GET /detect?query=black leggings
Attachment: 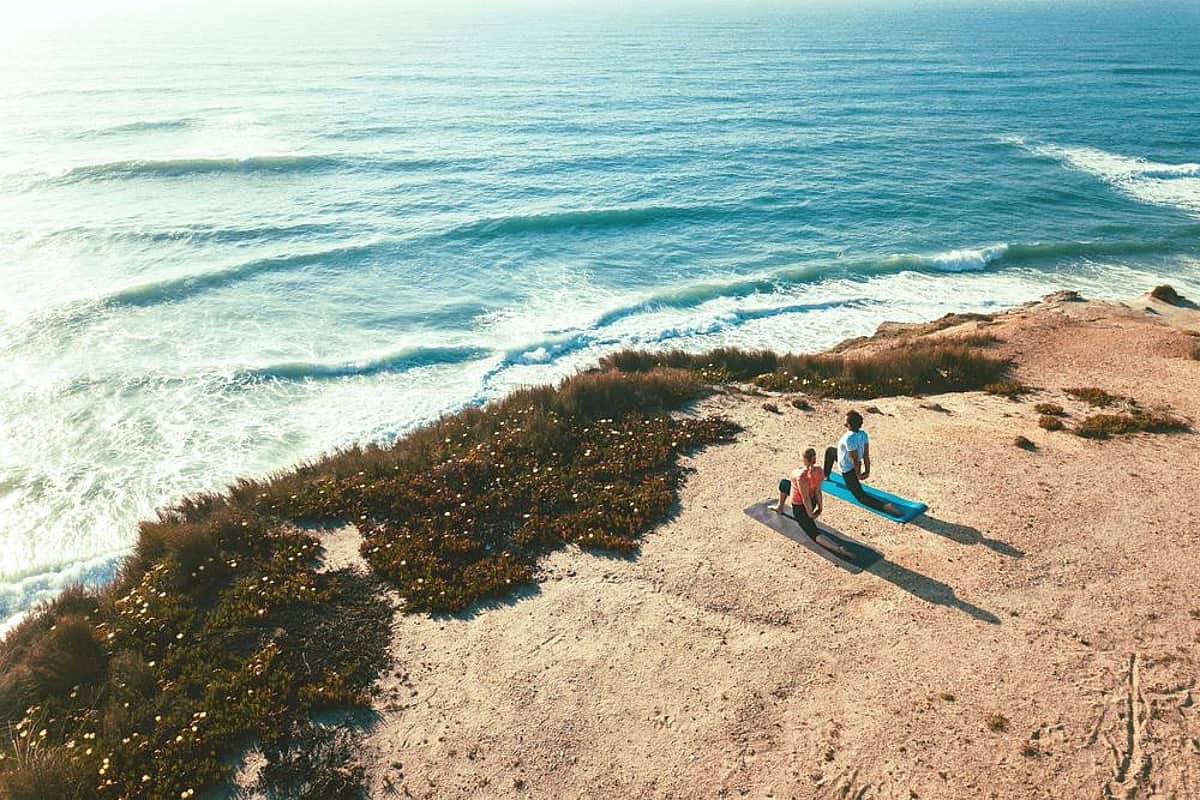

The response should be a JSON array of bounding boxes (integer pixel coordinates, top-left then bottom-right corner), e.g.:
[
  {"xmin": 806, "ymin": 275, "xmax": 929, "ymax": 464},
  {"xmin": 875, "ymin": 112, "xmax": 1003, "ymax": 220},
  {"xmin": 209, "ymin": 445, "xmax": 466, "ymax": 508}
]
[
  {"xmin": 792, "ymin": 504, "xmax": 821, "ymax": 538},
  {"xmin": 824, "ymin": 446, "xmax": 891, "ymax": 513},
  {"xmin": 777, "ymin": 477, "xmax": 821, "ymax": 538}
]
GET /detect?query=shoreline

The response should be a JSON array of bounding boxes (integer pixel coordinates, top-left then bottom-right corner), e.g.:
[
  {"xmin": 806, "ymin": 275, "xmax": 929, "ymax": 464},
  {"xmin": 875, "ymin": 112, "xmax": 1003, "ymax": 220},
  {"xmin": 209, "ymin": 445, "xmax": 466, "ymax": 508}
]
[{"xmin": 2, "ymin": 287, "xmax": 1198, "ymax": 798}]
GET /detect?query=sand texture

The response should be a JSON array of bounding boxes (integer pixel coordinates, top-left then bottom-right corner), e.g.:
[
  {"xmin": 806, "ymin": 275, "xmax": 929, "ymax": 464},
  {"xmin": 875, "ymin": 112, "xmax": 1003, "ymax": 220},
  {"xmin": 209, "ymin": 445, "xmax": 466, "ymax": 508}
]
[{"xmin": 337, "ymin": 292, "xmax": 1200, "ymax": 799}]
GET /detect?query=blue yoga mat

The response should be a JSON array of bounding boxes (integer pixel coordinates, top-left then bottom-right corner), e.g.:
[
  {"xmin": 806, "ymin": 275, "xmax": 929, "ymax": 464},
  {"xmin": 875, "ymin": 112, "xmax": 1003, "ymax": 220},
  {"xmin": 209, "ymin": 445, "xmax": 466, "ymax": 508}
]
[{"xmin": 821, "ymin": 472, "xmax": 927, "ymax": 523}]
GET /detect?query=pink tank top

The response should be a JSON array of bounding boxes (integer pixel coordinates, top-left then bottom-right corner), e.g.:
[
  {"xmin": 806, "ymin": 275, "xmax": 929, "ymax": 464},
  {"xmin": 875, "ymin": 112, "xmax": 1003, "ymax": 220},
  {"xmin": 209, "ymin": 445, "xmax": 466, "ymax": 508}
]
[{"xmin": 790, "ymin": 466, "xmax": 824, "ymax": 505}]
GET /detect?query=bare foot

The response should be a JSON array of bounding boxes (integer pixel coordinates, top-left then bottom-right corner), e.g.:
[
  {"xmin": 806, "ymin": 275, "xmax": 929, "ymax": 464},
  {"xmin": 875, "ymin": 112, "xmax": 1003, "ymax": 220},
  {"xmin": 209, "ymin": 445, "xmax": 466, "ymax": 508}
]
[
  {"xmin": 773, "ymin": 505, "xmax": 784, "ymax": 514},
  {"xmin": 884, "ymin": 502, "xmax": 900, "ymax": 516}
]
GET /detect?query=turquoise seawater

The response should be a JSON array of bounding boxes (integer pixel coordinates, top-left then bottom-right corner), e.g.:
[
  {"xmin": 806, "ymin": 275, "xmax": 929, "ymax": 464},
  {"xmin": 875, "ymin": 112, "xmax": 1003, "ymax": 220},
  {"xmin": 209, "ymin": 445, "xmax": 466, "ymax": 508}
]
[{"xmin": 2, "ymin": 3, "xmax": 1199, "ymax": 629}]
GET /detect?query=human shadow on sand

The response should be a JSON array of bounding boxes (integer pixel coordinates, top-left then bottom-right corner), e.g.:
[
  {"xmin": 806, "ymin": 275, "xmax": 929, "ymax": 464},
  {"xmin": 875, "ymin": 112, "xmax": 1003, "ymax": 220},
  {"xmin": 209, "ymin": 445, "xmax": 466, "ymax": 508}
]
[
  {"xmin": 745, "ymin": 502, "xmax": 1000, "ymax": 625},
  {"xmin": 912, "ymin": 515, "xmax": 1025, "ymax": 558}
]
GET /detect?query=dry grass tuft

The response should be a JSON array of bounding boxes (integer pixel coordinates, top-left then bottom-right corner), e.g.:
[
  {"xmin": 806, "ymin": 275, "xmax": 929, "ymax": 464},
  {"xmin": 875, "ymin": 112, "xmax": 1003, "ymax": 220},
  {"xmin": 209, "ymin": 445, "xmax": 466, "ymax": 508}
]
[
  {"xmin": 604, "ymin": 341, "xmax": 1011, "ymax": 400},
  {"xmin": 983, "ymin": 380, "xmax": 1036, "ymax": 400},
  {"xmin": 953, "ymin": 332, "xmax": 1003, "ymax": 347},
  {"xmin": 1064, "ymin": 387, "xmax": 1126, "ymax": 408},
  {"xmin": 1014, "ymin": 436, "xmax": 1037, "ymax": 451},
  {"xmin": 1074, "ymin": 410, "xmax": 1190, "ymax": 440},
  {"xmin": 986, "ymin": 713, "xmax": 1011, "ymax": 733},
  {"xmin": 1034, "ymin": 402, "xmax": 1066, "ymax": 417},
  {"xmin": 1038, "ymin": 415, "xmax": 1066, "ymax": 432}
]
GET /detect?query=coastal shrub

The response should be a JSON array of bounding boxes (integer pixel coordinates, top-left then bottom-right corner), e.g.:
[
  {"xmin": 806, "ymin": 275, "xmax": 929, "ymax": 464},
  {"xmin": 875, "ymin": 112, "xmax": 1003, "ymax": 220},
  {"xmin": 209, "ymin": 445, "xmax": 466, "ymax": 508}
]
[
  {"xmin": 1038, "ymin": 415, "xmax": 1066, "ymax": 432},
  {"xmin": 983, "ymin": 380, "xmax": 1035, "ymax": 400},
  {"xmin": 0, "ymin": 609, "xmax": 109, "ymax": 723},
  {"xmin": 602, "ymin": 342, "xmax": 1010, "ymax": 399},
  {"xmin": 24, "ymin": 617, "xmax": 108, "ymax": 701},
  {"xmin": 762, "ymin": 343, "xmax": 1010, "ymax": 397},
  {"xmin": 552, "ymin": 367, "xmax": 705, "ymax": 419},
  {"xmin": 1014, "ymin": 436, "xmax": 1037, "ymax": 451},
  {"xmin": 599, "ymin": 347, "xmax": 778, "ymax": 383},
  {"xmin": 1074, "ymin": 410, "xmax": 1190, "ymax": 440},
  {"xmin": 0, "ymin": 745, "xmax": 90, "ymax": 800},
  {"xmin": 1064, "ymin": 387, "xmax": 1126, "ymax": 408},
  {"xmin": 1034, "ymin": 403, "xmax": 1066, "ymax": 416}
]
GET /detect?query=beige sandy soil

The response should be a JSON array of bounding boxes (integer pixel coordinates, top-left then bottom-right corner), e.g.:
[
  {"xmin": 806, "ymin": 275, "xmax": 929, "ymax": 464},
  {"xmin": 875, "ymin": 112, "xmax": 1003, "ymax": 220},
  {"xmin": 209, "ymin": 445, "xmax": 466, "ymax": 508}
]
[{"xmin": 333, "ymin": 291, "xmax": 1200, "ymax": 799}]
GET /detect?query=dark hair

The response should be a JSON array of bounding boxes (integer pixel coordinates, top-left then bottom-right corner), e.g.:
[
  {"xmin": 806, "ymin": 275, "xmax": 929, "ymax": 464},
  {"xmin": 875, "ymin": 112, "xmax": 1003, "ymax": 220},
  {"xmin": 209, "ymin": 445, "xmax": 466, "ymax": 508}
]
[
  {"xmin": 846, "ymin": 410, "xmax": 864, "ymax": 431},
  {"xmin": 802, "ymin": 447, "xmax": 816, "ymax": 463}
]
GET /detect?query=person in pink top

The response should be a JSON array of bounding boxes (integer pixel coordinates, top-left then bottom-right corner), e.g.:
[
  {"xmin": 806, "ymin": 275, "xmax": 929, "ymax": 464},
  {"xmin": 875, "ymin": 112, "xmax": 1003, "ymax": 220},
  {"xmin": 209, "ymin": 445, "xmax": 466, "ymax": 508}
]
[{"xmin": 774, "ymin": 447, "xmax": 824, "ymax": 539}]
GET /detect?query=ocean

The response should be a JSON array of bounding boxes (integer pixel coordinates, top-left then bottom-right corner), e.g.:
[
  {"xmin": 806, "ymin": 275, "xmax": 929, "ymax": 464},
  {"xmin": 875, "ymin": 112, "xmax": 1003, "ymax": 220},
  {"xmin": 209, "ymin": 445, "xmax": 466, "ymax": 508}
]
[{"xmin": 1, "ymin": 2, "xmax": 1198, "ymax": 631}]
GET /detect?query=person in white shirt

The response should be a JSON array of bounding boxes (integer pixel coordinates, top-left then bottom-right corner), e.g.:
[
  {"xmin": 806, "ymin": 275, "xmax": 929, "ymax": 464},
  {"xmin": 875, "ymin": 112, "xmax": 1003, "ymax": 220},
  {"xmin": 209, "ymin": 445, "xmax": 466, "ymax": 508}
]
[{"xmin": 822, "ymin": 409, "xmax": 899, "ymax": 516}]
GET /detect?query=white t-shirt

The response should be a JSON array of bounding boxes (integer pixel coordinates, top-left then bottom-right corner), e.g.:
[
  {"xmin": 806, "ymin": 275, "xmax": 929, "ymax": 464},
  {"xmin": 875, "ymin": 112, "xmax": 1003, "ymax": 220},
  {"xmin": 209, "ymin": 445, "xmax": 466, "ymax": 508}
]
[{"xmin": 837, "ymin": 430, "xmax": 868, "ymax": 473}]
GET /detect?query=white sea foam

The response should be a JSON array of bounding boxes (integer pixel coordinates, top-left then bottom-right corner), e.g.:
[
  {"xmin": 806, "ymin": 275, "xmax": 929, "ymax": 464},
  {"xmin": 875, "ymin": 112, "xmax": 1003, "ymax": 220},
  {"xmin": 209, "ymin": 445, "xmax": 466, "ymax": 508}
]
[
  {"xmin": 1020, "ymin": 141, "xmax": 1200, "ymax": 217},
  {"xmin": 924, "ymin": 244, "xmax": 1010, "ymax": 272},
  {"xmin": 883, "ymin": 244, "xmax": 1009, "ymax": 273}
]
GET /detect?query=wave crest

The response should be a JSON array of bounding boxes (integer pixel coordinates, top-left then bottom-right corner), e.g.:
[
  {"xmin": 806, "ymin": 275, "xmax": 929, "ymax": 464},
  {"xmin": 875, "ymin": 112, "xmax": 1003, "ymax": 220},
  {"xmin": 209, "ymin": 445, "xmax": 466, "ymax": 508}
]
[
  {"xmin": 885, "ymin": 244, "xmax": 1009, "ymax": 273},
  {"xmin": 51, "ymin": 154, "xmax": 352, "ymax": 183},
  {"xmin": 236, "ymin": 345, "xmax": 491, "ymax": 382},
  {"xmin": 446, "ymin": 204, "xmax": 730, "ymax": 239},
  {"xmin": 71, "ymin": 118, "xmax": 198, "ymax": 138},
  {"xmin": 93, "ymin": 242, "xmax": 384, "ymax": 309}
]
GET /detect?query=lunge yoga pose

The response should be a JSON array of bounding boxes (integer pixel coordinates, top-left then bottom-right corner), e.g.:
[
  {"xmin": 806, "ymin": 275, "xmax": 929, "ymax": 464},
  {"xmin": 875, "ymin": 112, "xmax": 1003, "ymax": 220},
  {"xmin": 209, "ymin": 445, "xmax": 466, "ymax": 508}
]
[
  {"xmin": 775, "ymin": 447, "xmax": 824, "ymax": 539},
  {"xmin": 824, "ymin": 410, "xmax": 900, "ymax": 517}
]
